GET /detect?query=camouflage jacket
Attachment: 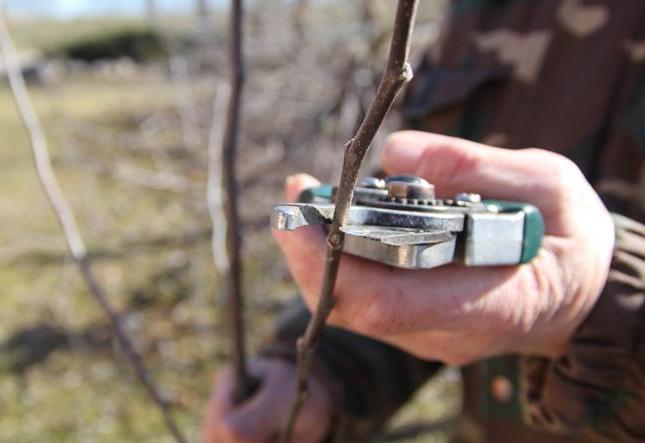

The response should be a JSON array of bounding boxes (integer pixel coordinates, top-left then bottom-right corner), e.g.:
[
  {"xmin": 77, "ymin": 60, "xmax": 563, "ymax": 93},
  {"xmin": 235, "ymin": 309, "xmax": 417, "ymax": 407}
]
[{"xmin": 262, "ymin": 1, "xmax": 645, "ymax": 442}]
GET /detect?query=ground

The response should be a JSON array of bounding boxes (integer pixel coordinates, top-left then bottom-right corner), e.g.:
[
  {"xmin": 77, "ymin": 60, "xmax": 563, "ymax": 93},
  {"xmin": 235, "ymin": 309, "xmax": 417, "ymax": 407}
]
[{"xmin": 0, "ymin": 4, "xmax": 457, "ymax": 442}]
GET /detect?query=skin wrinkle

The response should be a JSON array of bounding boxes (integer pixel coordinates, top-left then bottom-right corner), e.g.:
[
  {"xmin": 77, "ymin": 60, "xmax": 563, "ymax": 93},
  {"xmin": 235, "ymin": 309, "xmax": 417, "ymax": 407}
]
[
  {"xmin": 564, "ymin": 247, "xmax": 610, "ymax": 338},
  {"xmin": 452, "ymin": 268, "xmax": 537, "ymax": 357},
  {"xmin": 485, "ymin": 269, "xmax": 538, "ymax": 338},
  {"xmin": 340, "ymin": 261, "xmax": 529, "ymax": 355},
  {"xmin": 520, "ymin": 245, "xmax": 569, "ymax": 356},
  {"xmin": 393, "ymin": 266, "xmax": 516, "ymax": 334},
  {"xmin": 352, "ymin": 287, "xmax": 408, "ymax": 337},
  {"xmin": 348, "ymin": 262, "xmax": 542, "ymax": 363}
]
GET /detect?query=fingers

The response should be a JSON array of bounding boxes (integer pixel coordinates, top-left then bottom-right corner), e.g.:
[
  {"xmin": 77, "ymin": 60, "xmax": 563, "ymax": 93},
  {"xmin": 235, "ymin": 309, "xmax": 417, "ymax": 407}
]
[
  {"xmin": 204, "ymin": 362, "xmax": 283, "ymax": 443},
  {"xmin": 284, "ymin": 174, "xmax": 320, "ymax": 203},
  {"xmin": 204, "ymin": 360, "xmax": 286, "ymax": 443},
  {"xmin": 207, "ymin": 368, "xmax": 236, "ymax": 418},
  {"xmin": 204, "ymin": 359, "xmax": 332, "ymax": 443},
  {"xmin": 204, "ymin": 369, "xmax": 240, "ymax": 442},
  {"xmin": 381, "ymin": 131, "xmax": 532, "ymax": 198},
  {"xmin": 381, "ymin": 131, "xmax": 581, "ymax": 231}
]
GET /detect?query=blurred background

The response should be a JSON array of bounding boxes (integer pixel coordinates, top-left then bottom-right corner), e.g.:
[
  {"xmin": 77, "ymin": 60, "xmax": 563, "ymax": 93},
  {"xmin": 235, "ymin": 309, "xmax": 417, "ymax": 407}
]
[{"xmin": 0, "ymin": 1, "xmax": 460, "ymax": 441}]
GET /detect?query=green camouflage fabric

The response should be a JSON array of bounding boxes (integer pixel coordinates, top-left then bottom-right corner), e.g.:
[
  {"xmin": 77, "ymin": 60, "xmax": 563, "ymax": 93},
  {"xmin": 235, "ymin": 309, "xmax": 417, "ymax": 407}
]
[{"xmin": 261, "ymin": 1, "xmax": 645, "ymax": 442}]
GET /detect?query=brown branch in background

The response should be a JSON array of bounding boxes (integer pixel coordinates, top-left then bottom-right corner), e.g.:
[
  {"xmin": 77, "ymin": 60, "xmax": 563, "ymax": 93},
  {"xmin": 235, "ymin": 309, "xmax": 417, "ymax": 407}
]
[
  {"xmin": 168, "ymin": 54, "xmax": 201, "ymax": 153},
  {"xmin": 219, "ymin": 0, "xmax": 252, "ymax": 403},
  {"xmin": 207, "ymin": 83, "xmax": 231, "ymax": 277},
  {"xmin": 0, "ymin": 11, "xmax": 187, "ymax": 443},
  {"xmin": 292, "ymin": 0, "xmax": 309, "ymax": 43},
  {"xmin": 279, "ymin": 1, "xmax": 419, "ymax": 441},
  {"xmin": 360, "ymin": 0, "xmax": 377, "ymax": 26}
]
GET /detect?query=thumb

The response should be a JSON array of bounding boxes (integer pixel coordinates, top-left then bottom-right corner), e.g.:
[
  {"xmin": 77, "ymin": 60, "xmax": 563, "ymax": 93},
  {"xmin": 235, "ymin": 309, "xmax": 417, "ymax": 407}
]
[
  {"xmin": 380, "ymin": 131, "xmax": 570, "ymax": 217},
  {"xmin": 284, "ymin": 173, "xmax": 321, "ymax": 202}
]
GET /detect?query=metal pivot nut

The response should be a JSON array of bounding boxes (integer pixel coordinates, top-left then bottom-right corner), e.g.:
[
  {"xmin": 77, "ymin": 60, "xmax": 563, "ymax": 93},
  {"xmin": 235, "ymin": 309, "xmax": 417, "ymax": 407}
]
[
  {"xmin": 455, "ymin": 192, "xmax": 482, "ymax": 204},
  {"xmin": 357, "ymin": 176, "xmax": 386, "ymax": 189},
  {"xmin": 385, "ymin": 175, "xmax": 435, "ymax": 200}
]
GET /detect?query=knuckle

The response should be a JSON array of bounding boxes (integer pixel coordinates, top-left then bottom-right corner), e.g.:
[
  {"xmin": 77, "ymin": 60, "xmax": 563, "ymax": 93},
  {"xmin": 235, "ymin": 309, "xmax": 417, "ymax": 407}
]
[
  {"xmin": 550, "ymin": 157, "xmax": 585, "ymax": 212},
  {"xmin": 528, "ymin": 149, "xmax": 583, "ymax": 187},
  {"xmin": 522, "ymin": 148, "xmax": 585, "ymax": 211},
  {"xmin": 417, "ymin": 141, "xmax": 481, "ymax": 191},
  {"xmin": 552, "ymin": 155, "xmax": 583, "ymax": 188}
]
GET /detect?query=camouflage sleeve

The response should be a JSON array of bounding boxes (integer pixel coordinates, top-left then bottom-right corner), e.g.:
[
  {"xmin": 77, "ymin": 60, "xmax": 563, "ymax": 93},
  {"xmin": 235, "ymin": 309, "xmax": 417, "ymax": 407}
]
[
  {"xmin": 259, "ymin": 298, "xmax": 443, "ymax": 442},
  {"xmin": 521, "ymin": 215, "xmax": 645, "ymax": 442}
]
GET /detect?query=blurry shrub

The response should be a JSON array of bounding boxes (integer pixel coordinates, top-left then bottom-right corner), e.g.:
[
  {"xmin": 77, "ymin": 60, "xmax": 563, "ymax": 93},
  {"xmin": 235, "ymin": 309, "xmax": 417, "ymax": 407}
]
[{"xmin": 49, "ymin": 28, "xmax": 166, "ymax": 63}]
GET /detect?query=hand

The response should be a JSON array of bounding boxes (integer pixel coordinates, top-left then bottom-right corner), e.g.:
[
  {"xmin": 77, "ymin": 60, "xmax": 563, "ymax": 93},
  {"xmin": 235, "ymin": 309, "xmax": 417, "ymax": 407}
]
[
  {"xmin": 272, "ymin": 131, "xmax": 614, "ymax": 365},
  {"xmin": 203, "ymin": 357, "xmax": 333, "ymax": 443}
]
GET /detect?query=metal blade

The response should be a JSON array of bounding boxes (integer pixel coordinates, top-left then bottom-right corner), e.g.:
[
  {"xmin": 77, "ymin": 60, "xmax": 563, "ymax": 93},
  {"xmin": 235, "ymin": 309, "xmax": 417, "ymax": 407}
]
[
  {"xmin": 340, "ymin": 225, "xmax": 453, "ymax": 246},
  {"xmin": 271, "ymin": 203, "xmax": 465, "ymax": 232},
  {"xmin": 343, "ymin": 229, "xmax": 457, "ymax": 269}
]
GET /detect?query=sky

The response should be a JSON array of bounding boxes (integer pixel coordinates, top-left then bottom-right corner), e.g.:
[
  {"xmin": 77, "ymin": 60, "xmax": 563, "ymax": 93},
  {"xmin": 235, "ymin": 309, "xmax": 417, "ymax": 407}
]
[{"xmin": 6, "ymin": 0, "xmax": 225, "ymax": 18}]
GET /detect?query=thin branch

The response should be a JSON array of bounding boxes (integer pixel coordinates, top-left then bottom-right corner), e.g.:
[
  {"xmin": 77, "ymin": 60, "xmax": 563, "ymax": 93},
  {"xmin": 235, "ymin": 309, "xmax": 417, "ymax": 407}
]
[
  {"xmin": 169, "ymin": 54, "xmax": 201, "ymax": 153},
  {"xmin": 279, "ymin": 1, "xmax": 419, "ymax": 441},
  {"xmin": 219, "ymin": 0, "xmax": 253, "ymax": 403},
  {"xmin": 292, "ymin": 0, "xmax": 309, "ymax": 44},
  {"xmin": 207, "ymin": 83, "xmax": 231, "ymax": 275},
  {"xmin": 0, "ymin": 12, "xmax": 187, "ymax": 443}
]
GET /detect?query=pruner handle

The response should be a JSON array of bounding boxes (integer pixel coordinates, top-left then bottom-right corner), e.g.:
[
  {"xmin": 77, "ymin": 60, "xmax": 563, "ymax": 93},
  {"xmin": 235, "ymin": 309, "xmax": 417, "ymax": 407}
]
[
  {"xmin": 296, "ymin": 185, "xmax": 544, "ymax": 265},
  {"xmin": 297, "ymin": 185, "xmax": 334, "ymax": 203},
  {"xmin": 482, "ymin": 200, "xmax": 544, "ymax": 264}
]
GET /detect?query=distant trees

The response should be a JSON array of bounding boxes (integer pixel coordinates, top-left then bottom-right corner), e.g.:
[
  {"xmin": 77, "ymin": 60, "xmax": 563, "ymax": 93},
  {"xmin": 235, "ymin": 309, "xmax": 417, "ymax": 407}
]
[
  {"xmin": 145, "ymin": 0, "xmax": 157, "ymax": 24},
  {"xmin": 145, "ymin": 0, "xmax": 211, "ymax": 34},
  {"xmin": 197, "ymin": 0, "xmax": 209, "ymax": 18},
  {"xmin": 197, "ymin": 0, "xmax": 211, "ymax": 36}
]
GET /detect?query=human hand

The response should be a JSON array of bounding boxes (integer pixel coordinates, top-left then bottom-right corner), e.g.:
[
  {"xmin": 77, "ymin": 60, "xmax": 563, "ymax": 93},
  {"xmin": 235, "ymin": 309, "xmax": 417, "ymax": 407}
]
[
  {"xmin": 271, "ymin": 131, "xmax": 614, "ymax": 364},
  {"xmin": 203, "ymin": 357, "xmax": 333, "ymax": 443}
]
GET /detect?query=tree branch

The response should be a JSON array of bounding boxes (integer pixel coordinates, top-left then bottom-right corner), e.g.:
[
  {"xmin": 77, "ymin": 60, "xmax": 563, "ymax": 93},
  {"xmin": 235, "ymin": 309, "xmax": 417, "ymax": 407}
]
[
  {"xmin": 0, "ymin": 12, "xmax": 187, "ymax": 443},
  {"xmin": 219, "ymin": 0, "xmax": 253, "ymax": 403},
  {"xmin": 279, "ymin": 1, "xmax": 419, "ymax": 441},
  {"xmin": 207, "ymin": 83, "xmax": 231, "ymax": 277}
]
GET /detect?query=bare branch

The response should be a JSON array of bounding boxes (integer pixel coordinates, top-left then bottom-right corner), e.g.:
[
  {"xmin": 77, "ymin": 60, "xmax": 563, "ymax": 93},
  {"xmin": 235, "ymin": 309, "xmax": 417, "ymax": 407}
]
[
  {"xmin": 207, "ymin": 83, "xmax": 231, "ymax": 275},
  {"xmin": 219, "ymin": 0, "xmax": 253, "ymax": 402},
  {"xmin": 280, "ymin": 1, "xmax": 419, "ymax": 441},
  {"xmin": 169, "ymin": 54, "xmax": 201, "ymax": 153},
  {"xmin": 0, "ymin": 12, "xmax": 187, "ymax": 443},
  {"xmin": 292, "ymin": 0, "xmax": 309, "ymax": 44}
]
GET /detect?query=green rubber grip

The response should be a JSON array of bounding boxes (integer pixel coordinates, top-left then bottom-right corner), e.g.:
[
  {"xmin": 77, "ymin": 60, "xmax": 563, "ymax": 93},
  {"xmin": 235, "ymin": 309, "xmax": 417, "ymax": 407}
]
[
  {"xmin": 297, "ymin": 185, "xmax": 333, "ymax": 203},
  {"xmin": 484, "ymin": 200, "xmax": 544, "ymax": 263}
]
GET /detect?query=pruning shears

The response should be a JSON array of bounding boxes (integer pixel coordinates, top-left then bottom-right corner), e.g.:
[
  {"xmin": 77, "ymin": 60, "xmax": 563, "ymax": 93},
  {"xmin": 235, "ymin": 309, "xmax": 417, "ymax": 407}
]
[{"xmin": 271, "ymin": 175, "xmax": 544, "ymax": 269}]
